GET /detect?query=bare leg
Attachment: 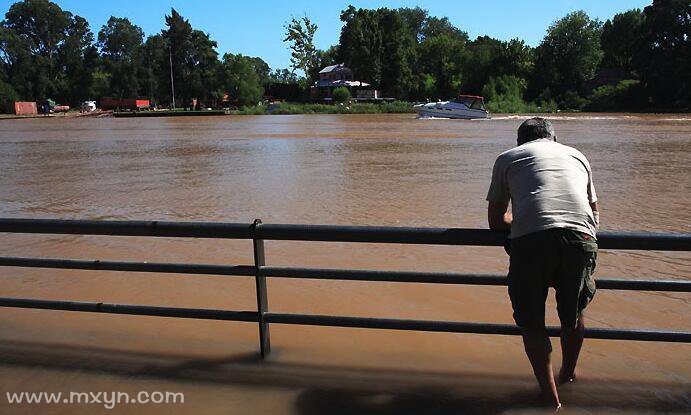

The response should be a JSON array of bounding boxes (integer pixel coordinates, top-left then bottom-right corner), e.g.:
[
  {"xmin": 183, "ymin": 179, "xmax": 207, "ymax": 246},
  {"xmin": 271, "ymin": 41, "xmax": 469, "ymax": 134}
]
[
  {"xmin": 560, "ymin": 316, "xmax": 585, "ymax": 383},
  {"xmin": 522, "ymin": 330, "xmax": 560, "ymax": 409}
]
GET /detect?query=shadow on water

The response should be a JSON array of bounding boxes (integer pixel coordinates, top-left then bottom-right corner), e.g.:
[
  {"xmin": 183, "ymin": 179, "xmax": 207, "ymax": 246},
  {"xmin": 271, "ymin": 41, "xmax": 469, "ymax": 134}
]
[{"xmin": 0, "ymin": 340, "xmax": 689, "ymax": 413}]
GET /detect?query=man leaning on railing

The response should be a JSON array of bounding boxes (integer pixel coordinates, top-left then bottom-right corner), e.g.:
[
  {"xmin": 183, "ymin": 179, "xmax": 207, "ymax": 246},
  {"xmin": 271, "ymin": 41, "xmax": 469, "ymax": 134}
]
[{"xmin": 486, "ymin": 117, "xmax": 600, "ymax": 411}]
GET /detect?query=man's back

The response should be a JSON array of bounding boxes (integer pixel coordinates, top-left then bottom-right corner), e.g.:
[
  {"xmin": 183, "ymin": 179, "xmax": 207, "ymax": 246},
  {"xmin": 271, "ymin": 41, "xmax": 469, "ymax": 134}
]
[{"xmin": 487, "ymin": 138, "xmax": 597, "ymax": 238}]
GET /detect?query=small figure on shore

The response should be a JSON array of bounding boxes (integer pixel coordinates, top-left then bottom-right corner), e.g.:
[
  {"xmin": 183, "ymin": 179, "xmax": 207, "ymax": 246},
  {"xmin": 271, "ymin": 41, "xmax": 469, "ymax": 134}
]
[{"xmin": 486, "ymin": 117, "xmax": 600, "ymax": 411}]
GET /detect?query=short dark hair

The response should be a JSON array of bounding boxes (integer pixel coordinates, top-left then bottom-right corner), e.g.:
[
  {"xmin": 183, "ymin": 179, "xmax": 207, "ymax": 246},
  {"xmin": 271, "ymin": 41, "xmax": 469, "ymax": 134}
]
[{"xmin": 517, "ymin": 117, "xmax": 555, "ymax": 145}]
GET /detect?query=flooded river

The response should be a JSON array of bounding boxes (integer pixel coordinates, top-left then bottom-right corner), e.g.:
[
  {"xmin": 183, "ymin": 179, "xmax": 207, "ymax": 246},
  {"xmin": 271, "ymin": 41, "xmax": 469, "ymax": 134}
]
[{"xmin": 0, "ymin": 113, "xmax": 689, "ymax": 414}]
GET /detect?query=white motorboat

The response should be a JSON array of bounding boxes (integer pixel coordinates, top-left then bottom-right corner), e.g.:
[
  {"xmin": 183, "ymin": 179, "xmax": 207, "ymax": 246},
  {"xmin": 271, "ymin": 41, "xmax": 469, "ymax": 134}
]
[{"xmin": 414, "ymin": 94, "xmax": 490, "ymax": 119}]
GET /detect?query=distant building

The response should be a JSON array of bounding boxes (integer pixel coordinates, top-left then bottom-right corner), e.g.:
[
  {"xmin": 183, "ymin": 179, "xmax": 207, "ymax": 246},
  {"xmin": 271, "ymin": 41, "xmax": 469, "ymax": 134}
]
[
  {"xmin": 311, "ymin": 63, "xmax": 389, "ymax": 102},
  {"xmin": 319, "ymin": 63, "xmax": 353, "ymax": 82}
]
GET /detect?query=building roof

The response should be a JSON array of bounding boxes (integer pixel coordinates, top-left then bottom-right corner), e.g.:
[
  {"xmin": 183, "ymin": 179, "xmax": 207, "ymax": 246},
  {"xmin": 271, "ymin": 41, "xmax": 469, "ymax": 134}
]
[
  {"xmin": 319, "ymin": 63, "xmax": 350, "ymax": 74},
  {"xmin": 314, "ymin": 79, "xmax": 370, "ymax": 88}
]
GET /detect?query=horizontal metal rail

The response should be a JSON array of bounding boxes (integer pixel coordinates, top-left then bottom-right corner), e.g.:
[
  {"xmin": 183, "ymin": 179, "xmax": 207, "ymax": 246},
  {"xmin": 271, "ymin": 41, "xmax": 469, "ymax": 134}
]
[
  {"xmin": 261, "ymin": 266, "xmax": 691, "ymax": 292},
  {"xmin": 0, "ymin": 297, "xmax": 688, "ymax": 343},
  {"xmin": 1, "ymin": 218, "xmax": 690, "ymax": 250},
  {"xmin": 0, "ymin": 217, "xmax": 689, "ymax": 356},
  {"xmin": 0, "ymin": 297, "xmax": 257, "ymax": 322},
  {"xmin": 0, "ymin": 256, "xmax": 255, "ymax": 277},
  {"xmin": 263, "ymin": 313, "xmax": 691, "ymax": 343},
  {"xmin": 1, "ymin": 257, "xmax": 689, "ymax": 292}
]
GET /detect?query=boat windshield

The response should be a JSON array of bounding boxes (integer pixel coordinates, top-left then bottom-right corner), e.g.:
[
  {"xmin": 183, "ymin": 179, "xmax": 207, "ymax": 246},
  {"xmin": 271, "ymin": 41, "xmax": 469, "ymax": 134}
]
[{"xmin": 455, "ymin": 97, "xmax": 485, "ymax": 110}]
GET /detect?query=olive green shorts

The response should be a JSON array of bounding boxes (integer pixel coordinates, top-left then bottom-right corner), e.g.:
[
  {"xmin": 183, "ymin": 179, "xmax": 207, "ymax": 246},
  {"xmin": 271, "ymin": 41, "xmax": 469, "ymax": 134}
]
[{"xmin": 507, "ymin": 228, "xmax": 597, "ymax": 331}]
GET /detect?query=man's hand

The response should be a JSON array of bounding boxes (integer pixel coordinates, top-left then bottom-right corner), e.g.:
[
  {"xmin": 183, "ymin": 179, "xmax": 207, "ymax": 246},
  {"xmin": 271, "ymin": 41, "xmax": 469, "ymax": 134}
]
[{"xmin": 488, "ymin": 201, "xmax": 512, "ymax": 231}]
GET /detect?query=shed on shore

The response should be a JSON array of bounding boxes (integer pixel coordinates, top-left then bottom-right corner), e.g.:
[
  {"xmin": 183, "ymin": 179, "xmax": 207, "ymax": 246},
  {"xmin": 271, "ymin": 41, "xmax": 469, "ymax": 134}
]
[{"xmin": 9, "ymin": 101, "xmax": 37, "ymax": 115}]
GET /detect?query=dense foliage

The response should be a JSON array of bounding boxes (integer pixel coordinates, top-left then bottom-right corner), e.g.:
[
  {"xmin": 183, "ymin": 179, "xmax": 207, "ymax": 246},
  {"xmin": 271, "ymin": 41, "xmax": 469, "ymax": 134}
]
[
  {"xmin": 331, "ymin": 86, "xmax": 351, "ymax": 103},
  {"xmin": 0, "ymin": 0, "xmax": 688, "ymax": 111}
]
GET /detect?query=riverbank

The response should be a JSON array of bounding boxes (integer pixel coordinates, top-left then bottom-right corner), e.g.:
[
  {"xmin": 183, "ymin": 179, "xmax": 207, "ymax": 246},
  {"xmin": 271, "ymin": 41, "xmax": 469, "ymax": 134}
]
[
  {"xmin": 0, "ymin": 110, "xmax": 111, "ymax": 120},
  {"xmin": 113, "ymin": 109, "xmax": 226, "ymax": 117},
  {"xmin": 236, "ymin": 101, "xmax": 415, "ymax": 115},
  {"xmin": 3, "ymin": 104, "xmax": 688, "ymax": 120}
]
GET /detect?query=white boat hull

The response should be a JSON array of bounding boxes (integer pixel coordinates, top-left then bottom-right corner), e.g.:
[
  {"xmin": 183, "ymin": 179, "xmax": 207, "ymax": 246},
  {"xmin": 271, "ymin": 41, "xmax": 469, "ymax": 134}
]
[{"xmin": 414, "ymin": 101, "xmax": 489, "ymax": 119}]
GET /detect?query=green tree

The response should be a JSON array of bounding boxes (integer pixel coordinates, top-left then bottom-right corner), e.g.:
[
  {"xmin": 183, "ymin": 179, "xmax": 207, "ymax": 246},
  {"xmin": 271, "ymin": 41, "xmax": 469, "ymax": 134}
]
[
  {"xmin": 247, "ymin": 56, "xmax": 271, "ymax": 86},
  {"xmin": 0, "ymin": 25, "xmax": 33, "ymax": 99},
  {"xmin": 331, "ymin": 86, "xmax": 351, "ymax": 103},
  {"xmin": 283, "ymin": 16, "xmax": 319, "ymax": 80},
  {"xmin": 98, "ymin": 17, "xmax": 145, "ymax": 98},
  {"xmin": 3, "ymin": 0, "xmax": 70, "ymax": 99},
  {"xmin": 161, "ymin": 8, "xmax": 193, "ymax": 107},
  {"xmin": 378, "ymin": 8, "xmax": 416, "ymax": 99},
  {"xmin": 600, "ymin": 9, "xmax": 644, "ymax": 73},
  {"xmin": 636, "ymin": 0, "xmax": 690, "ymax": 108},
  {"xmin": 0, "ymin": 77, "xmax": 18, "ymax": 109},
  {"xmin": 463, "ymin": 36, "xmax": 503, "ymax": 94},
  {"xmin": 188, "ymin": 29, "xmax": 220, "ymax": 107},
  {"xmin": 417, "ymin": 33, "xmax": 467, "ymax": 99},
  {"xmin": 530, "ymin": 11, "xmax": 603, "ymax": 107},
  {"xmin": 482, "ymin": 75, "xmax": 537, "ymax": 112},
  {"xmin": 2, "ymin": 0, "xmax": 95, "ymax": 103},
  {"xmin": 586, "ymin": 79, "xmax": 645, "ymax": 111},
  {"xmin": 496, "ymin": 39, "xmax": 534, "ymax": 81},
  {"xmin": 399, "ymin": 8, "xmax": 478, "ymax": 101},
  {"xmin": 141, "ymin": 34, "xmax": 165, "ymax": 103},
  {"xmin": 60, "ymin": 15, "xmax": 98, "ymax": 103},
  {"xmin": 221, "ymin": 53, "xmax": 263, "ymax": 107},
  {"xmin": 269, "ymin": 68, "xmax": 299, "ymax": 83},
  {"xmin": 338, "ymin": 6, "xmax": 383, "ymax": 88},
  {"xmin": 338, "ymin": 7, "xmax": 424, "ymax": 99}
]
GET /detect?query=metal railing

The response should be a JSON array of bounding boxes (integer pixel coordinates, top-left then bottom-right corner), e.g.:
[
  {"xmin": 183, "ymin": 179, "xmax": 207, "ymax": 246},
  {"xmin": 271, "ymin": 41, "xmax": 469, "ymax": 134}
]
[{"xmin": 0, "ymin": 217, "xmax": 689, "ymax": 358}]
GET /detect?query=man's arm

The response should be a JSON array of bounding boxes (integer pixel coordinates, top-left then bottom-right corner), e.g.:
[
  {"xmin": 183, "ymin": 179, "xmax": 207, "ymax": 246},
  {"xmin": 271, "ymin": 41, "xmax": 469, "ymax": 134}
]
[
  {"xmin": 590, "ymin": 201, "xmax": 600, "ymax": 230},
  {"xmin": 488, "ymin": 200, "xmax": 512, "ymax": 231}
]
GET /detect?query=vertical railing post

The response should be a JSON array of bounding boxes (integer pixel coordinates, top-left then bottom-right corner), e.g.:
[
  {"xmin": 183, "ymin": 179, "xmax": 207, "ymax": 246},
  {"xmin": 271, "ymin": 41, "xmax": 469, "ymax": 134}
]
[{"xmin": 252, "ymin": 219, "xmax": 270, "ymax": 358}]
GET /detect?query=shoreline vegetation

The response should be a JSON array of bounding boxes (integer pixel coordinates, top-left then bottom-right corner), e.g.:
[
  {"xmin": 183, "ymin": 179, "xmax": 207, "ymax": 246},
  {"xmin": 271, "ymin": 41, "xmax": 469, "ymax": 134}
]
[
  {"xmin": 239, "ymin": 101, "xmax": 415, "ymax": 115},
  {"xmin": 3, "ymin": 103, "xmax": 690, "ymax": 120},
  {"xmin": 0, "ymin": 1, "xmax": 688, "ymax": 116}
]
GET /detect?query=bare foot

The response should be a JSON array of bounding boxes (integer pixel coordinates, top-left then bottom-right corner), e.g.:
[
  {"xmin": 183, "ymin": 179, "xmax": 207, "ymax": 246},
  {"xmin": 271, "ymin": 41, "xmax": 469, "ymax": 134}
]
[
  {"xmin": 538, "ymin": 391, "xmax": 562, "ymax": 411},
  {"xmin": 558, "ymin": 369, "xmax": 576, "ymax": 385}
]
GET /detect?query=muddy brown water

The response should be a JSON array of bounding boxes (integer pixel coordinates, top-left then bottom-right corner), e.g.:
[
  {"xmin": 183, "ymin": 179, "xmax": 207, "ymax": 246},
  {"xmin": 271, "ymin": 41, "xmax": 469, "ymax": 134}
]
[{"xmin": 0, "ymin": 113, "xmax": 689, "ymax": 414}]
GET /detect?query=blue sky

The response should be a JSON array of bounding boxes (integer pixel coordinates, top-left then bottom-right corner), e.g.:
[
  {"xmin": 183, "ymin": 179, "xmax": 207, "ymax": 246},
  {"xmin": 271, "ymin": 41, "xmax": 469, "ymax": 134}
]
[{"xmin": 1, "ymin": 0, "xmax": 651, "ymax": 71}]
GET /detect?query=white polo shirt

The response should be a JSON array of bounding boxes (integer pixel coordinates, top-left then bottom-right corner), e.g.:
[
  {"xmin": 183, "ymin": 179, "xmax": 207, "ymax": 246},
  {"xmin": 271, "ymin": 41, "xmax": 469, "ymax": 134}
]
[{"xmin": 487, "ymin": 138, "xmax": 598, "ymax": 239}]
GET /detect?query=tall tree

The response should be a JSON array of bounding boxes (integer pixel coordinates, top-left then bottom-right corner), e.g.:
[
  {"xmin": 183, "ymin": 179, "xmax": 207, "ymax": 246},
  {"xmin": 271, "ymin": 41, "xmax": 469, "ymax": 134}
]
[
  {"xmin": 530, "ymin": 10, "xmax": 603, "ymax": 106},
  {"xmin": 417, "ymin": 31, "xmax": 467, "ymax": 99},
  {"xmin": 98, "ymin": 17, "xmax": 145, "ymax": 98},
  {"xmin": 0, "ymin": 25, "xmax": 32, "ymax": 100},
  {"xmin": 338, "ymin": 6, "xmax": 382, "ymax": 88},
  {"xmin": 161, "ymin": 8, "xmax": 194, "ymax": 107},
  {"xmin": 600, "ymin": 9, "xmax": 644, "ymax": 74},
  {"xmin": 60, "ymin": 15, "xmax": 98, "ymax": 102},
  {"xmin": 283, "ymin": 16, "xmax": 319, "ymax": 80},
  {"xmin": 2, "ymin": 0, "xmax": 94, "ymax": 102},
  {"xmin": 221, "ymin": 53, "xmax": 263, "ymax": 106},
  {"xmin": 636, "ymin": 0, "xmax": 690, "ymax": 108},
  {"xmin": 187, "ymin": 29, "xmax": 221, "ymax": 107},
  {"xmin": 463, "ymin": 36, "xmax": 503, "ymax": 94},
  {"xmin": 378, "ymin": 8, "xmax": 416, "ymax": 99},
  {"xmin": 247, "ymin": 56, "xmax": 271, "ymax": 86}
]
